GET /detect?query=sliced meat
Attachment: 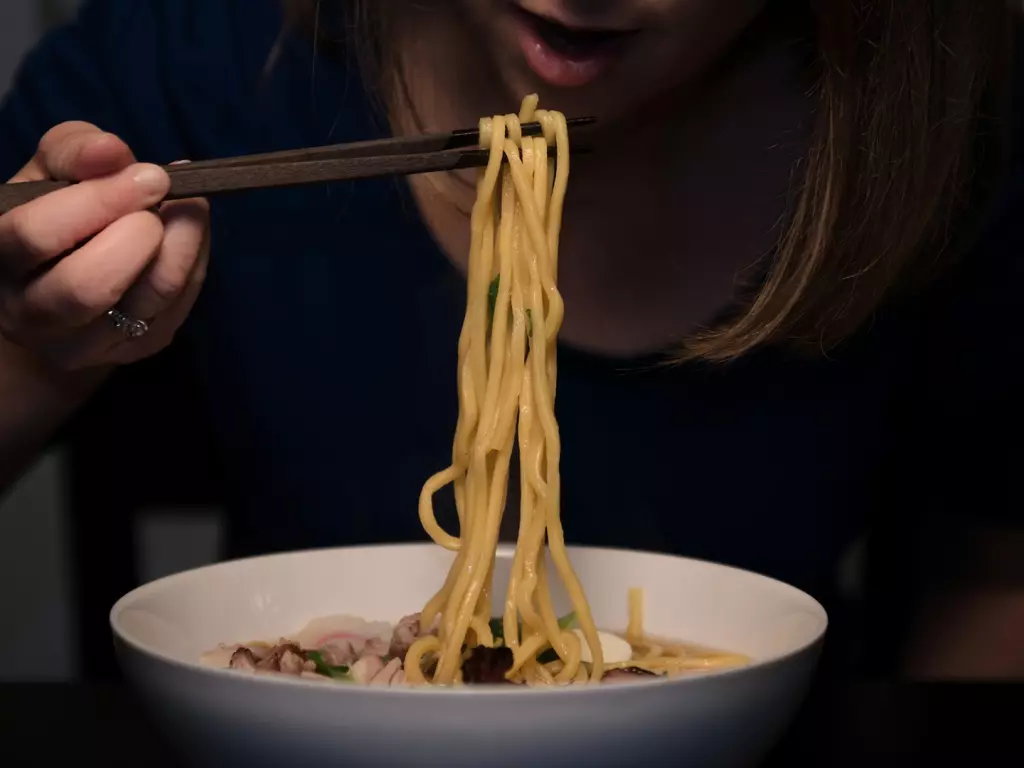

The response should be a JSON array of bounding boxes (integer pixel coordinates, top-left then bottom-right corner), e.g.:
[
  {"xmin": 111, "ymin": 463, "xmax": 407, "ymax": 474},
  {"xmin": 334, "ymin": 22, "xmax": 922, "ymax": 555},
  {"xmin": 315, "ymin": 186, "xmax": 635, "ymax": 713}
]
[
  {"xmin": 247, "ymin": 643, "xmax": 273, "ymax": 662},
  {"xmin": 363, "ymin": 637, "xmax": 391, "ymax": 658},
  {"xmin": 279, "ymin": 649, "xmax": 307, "ymax": 675},
  {"xmin": 229, "ymin": 647, "xmax": 258, "ymax": 671},
  {"xmin": 350, "ymin": 655, "xmax": 386, "ymax": 684},
  {"xmin": 255, "ymin": 643, "xmax": 305, "ymax": 672},
  {"xmin": 370, "ymin": 657, "xmax": 405, "ymax": 686},
  {"xmin": 388, "ymin": 614, "xmax": 422, "ymax": 659},
  {"xmin": 319, "ymin": 639, "xmax": 361, "ymax": 667},
  {"xmin": 462, "ymin": 646, "xmax": 514, "ymax": 684}
]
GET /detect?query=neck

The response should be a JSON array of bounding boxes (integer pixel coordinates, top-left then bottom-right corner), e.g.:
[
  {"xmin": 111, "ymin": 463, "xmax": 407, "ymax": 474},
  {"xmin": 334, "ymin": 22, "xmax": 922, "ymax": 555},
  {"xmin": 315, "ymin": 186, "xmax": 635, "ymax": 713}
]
[{"xmin": 397, "ymin": 8, "xmax": 814, "ymax": 357}]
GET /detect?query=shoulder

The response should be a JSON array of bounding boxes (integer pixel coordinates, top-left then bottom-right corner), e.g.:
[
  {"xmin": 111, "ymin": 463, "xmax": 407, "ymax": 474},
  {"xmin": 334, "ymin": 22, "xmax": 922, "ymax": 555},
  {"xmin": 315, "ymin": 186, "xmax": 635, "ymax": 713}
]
[
  {"xmin": 52, "ymin": 0, "xmax": 284, "ymax": 68},
  {"xmin": 17, "ymin": 0, "xmax": 284, "ymax": 96}
]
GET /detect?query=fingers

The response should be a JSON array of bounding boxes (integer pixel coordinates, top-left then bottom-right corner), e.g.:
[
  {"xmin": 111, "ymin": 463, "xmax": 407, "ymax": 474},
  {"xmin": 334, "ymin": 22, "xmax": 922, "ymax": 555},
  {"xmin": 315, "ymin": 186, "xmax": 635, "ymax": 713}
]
[
  {"xmin": 13, "ymin": 210, "xmax": 164, "ymax": 336},
  {"xmin": 111, "ymin": 222, "xmax": 211, "ymax": 365},
  {"xmin": 24, "ymin": 214, "xmax": 210, "ymax": 371},
  {"xmin": 0, "ymin": 162, "xmax": 170, "ymax": 277},
  {"xmin": 12, "ymin": 122, "xmax": 136, "ymax": 184},
  {"xmin": 0, "ymin": 122, "xmax": 206, "ymax": 375},
  {"xmin": 119, "ymin": 197, "xmax": 210, "ymax": 321}
]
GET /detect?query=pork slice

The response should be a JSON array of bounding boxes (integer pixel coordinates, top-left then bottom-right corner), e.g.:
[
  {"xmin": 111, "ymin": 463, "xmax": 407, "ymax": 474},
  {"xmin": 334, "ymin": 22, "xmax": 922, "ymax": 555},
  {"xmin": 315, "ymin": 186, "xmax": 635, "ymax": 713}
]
[
  {"xmin": 256, "ymin": 643, "xmax": 304, "ymax": 672},
  {"xmin": 363, "ymin": 637, "xmax": 390, "ymax": 658},
  {"xmin": 388, "ymin": 614, "xmax": 422, "ymax": 659},
  {"xmin": 369, "ymin": 657, "xmax": 404, "ymax": 686},
  {"xmin": 350, "ymin": 654, "xmax": 385, "ymax": 684},
  {"xmin": 318, "ymin": 638, "xmax": 361, "ymax": 667},
  {"xmin": 278, "ymin": 649, "xmax": 306, "ymax": 675},
  {"xmin": 229, "ymin": 648, "xmax": 258, "ymax": 671}
]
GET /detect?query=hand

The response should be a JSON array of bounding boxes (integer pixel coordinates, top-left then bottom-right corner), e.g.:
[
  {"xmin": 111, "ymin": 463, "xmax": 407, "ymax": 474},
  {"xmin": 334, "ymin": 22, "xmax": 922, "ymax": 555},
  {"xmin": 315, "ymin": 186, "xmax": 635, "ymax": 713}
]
[{"xmin": 0, "ymin": 121, "xmax": 209, "ymax": 371}]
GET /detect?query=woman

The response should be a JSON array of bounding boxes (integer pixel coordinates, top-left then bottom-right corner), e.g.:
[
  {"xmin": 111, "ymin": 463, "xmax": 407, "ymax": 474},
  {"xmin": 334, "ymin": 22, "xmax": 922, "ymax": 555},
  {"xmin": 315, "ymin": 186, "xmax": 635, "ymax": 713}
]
[{"xmin": 0, "ymin": 0, "xmax": 1019, "ymax": 677}]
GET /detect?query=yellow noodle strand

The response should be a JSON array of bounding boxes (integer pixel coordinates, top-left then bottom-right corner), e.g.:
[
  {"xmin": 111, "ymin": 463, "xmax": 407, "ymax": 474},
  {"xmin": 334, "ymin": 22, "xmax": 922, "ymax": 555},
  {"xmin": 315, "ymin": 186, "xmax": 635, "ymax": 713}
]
[{"xmin": 407, "ymin": 98, "xmax": 606, "ymax": 685}]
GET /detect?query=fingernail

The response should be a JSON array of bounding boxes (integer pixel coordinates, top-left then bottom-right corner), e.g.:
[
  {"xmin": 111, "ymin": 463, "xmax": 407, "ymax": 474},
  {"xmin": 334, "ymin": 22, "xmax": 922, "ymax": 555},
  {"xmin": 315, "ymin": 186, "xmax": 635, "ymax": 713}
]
[
  {"xmin": 131, "ymin": 163, "xmax": 170, "ymax": 195},
  {"xmin": 170, "ymin": 159, "xmax": 192, "ymax": 166}
]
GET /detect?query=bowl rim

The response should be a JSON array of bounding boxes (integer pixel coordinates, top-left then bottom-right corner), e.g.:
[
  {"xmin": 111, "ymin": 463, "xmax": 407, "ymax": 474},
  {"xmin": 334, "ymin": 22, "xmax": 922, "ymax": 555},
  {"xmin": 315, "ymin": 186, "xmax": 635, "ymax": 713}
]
[{"xmin": 110, "ymin": 542, "xmax": 828, "ymax": 700}]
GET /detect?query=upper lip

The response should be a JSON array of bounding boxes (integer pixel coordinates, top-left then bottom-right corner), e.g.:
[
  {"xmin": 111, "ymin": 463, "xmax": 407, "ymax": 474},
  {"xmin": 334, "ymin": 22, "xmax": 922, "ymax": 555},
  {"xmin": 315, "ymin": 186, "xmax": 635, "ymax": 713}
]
[{"xmin": 511, "ymin": 3, "xmax": 642, "ymax": 34}]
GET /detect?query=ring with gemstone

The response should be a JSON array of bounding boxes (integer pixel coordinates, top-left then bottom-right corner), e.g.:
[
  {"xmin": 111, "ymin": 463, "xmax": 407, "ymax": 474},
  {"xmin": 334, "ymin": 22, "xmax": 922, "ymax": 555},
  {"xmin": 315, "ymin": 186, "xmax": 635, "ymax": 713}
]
[{"xmin": 106, "ymin": 308, "xmax": 150, "ymax": 340}]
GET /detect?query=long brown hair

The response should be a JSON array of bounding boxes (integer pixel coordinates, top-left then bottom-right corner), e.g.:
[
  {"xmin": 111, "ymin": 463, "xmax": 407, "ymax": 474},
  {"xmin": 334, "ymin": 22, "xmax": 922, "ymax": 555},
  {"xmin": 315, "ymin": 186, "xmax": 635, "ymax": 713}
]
[{"xmin": 282, "ymin": 0, "xmax": 1014, "ymax": 362}]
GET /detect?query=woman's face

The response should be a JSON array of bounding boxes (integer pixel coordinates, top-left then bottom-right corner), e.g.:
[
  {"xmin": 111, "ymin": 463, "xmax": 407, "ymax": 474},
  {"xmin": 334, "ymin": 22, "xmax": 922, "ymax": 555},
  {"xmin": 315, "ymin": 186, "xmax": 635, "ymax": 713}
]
[{"xmin": 453, "ymin": 0, "xmax": 769, "ymax": 121}]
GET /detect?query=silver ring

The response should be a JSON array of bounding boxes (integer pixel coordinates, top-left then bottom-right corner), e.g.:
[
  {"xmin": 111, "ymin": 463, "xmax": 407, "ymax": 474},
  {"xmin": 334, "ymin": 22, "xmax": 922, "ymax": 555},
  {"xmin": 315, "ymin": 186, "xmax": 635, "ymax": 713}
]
[{"xmin": 106, "ymin": 308, "xmax": 149, "ymax": 340}]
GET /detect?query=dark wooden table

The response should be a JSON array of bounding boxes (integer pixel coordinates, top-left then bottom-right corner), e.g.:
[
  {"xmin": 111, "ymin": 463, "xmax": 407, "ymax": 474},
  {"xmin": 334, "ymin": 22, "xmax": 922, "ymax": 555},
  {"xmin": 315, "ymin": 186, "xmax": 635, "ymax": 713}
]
[{"xmin": 0, "ymin": 681, "xmax": 1020, "ymax": 766}]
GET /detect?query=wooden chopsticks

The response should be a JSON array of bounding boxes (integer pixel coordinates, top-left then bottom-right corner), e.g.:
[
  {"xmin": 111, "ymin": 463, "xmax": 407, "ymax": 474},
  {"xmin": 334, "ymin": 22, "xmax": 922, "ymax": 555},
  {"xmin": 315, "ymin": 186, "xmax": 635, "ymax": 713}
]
[{"xmin": 0, "ymin": 117, "xmax": 595, "ymax": 215}]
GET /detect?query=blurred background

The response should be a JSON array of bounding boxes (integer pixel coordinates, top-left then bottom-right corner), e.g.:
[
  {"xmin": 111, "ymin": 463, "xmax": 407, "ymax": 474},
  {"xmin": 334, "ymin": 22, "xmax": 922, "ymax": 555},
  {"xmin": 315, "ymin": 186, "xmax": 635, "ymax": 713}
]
[
  {"xmin": 0, "ymin": 0, "xmax": 224, "ymax": 682},
  {"xmin": 0, "ymin": 0, "xmax": 80, "ymax": 684}
]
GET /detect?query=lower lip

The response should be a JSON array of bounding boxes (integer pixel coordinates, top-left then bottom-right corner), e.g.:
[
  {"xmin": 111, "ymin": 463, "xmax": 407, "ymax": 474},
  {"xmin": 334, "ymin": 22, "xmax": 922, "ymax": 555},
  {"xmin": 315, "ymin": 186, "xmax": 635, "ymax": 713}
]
[{"xmin": 513, "ymin": 15, "xmax": 626, "ymax": 88}]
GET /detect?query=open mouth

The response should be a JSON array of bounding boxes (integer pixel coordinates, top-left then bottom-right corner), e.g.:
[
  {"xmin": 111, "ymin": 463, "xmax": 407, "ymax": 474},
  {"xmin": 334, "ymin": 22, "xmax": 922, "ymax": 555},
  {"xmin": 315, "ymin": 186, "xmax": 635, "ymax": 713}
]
[
  {"xmin": 510, "ymin": 4, "xmax": 640, "ymax": 87},
  {"xmin": 513, "ymin": 5, "xmax": 640, "ymax": 57}
]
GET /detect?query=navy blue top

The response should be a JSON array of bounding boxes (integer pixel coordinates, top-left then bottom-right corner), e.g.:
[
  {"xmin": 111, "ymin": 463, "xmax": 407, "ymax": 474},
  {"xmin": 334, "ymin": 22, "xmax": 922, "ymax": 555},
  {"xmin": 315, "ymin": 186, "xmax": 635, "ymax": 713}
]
[{"xmin": 1, "ymin": 0, "xmax": 1020, "ymax": 667}]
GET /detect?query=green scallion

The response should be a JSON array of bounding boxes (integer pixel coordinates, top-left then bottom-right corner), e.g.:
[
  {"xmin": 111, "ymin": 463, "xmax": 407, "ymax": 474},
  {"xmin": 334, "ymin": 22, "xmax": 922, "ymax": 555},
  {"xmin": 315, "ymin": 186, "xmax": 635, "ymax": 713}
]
[
  {"xmin": 488, "ymin": 276, "xmax": 500, "ymax": 323},
  {"xmin": 305, "ymin": 650, "xmax": 351, "ymax": 680},
  {"xmin": 557, "ymin": 611, "xmax": 578, "ymax": 630}
]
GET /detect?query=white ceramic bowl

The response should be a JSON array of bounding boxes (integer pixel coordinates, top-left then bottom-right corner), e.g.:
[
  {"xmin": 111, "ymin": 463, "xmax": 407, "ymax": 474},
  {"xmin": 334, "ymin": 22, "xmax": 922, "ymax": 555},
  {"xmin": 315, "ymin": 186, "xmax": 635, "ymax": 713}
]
[{"xmin": 111, "ymin": 544, "xmax": 827, "ymax": 768}]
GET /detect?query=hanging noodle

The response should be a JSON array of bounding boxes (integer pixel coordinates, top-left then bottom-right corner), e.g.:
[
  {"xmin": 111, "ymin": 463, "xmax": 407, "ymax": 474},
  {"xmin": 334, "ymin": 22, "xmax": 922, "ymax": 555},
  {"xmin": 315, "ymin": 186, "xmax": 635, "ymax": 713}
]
[
  {"xmin": 402, "ymin": 96, "xmax": 751, "ymax": 687},
  {"xmin": 406, "ymin": 95, "xmax": 605, "ymax": 686},
  {"xmin": 205, "ymin": 97, "xmax": 753, "ymax": 687}
]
